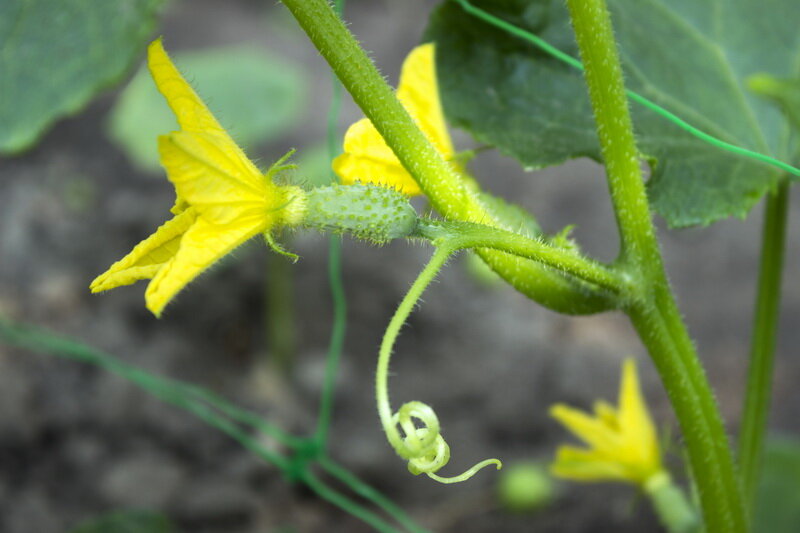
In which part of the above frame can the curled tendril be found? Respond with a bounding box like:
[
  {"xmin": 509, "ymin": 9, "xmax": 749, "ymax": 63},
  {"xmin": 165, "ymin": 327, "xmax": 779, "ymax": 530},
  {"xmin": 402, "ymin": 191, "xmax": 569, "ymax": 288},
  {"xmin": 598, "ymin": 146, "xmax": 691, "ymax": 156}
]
[
  {"xmin": 377, "ymin": 246, "xmax": 502, "ymax": 484},
  {"xmin": 391, "ymin": 401, "xmax": 448, "ymax": 473}
]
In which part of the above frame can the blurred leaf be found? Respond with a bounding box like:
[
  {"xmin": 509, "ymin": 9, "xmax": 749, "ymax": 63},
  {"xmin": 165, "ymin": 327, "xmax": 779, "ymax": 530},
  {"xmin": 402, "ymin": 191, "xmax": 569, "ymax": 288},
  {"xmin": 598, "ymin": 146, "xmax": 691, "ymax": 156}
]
[
  {"xmin": 753, "ymin": 437, "xmax": 800, "ymax": 533},
  {"xmin": 0, "ymin": 0, "xmax": 163, "ymax": 154},
  {"xmin": 70, "ymin": 510, "xmax": 175, "ymax": 533},
  {"xmin": 108, "ymin": 46, "xmax": 308, "ymax": 172},
  {"xmin": 749, "ymin": 74, "xmax": 800, "ymax": 134},
  {"xmin": 293, "ymin": 143, "xmax": 336, "ymax": 188},
  {"xmin": 427, "ymin": 0, "xmax": 800, "ymax": 227}
]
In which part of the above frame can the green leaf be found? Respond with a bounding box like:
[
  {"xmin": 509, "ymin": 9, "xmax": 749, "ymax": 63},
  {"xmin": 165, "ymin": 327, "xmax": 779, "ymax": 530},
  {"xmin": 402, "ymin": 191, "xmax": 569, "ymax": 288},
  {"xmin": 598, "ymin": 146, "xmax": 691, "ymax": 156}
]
[
  {"xmin": 70, "ymin": 510, "xmax": 176, "ymax": 533},
  {"xmin": 753, "ymin": 437, "xmax": 800, "ymax": 533},
  {"xmin": 108, "ymin": 46, "xmax": 308, "ymax": 172},
  {"xmin": 749, "ymin": 74, "xmax": 800, "ymax": 135},
  {"xmin": 0, "ymin": 0, "xmax": 163, "ymax": 155},
  {"xmin": 427, "ymin": 0, "xmax": 800, "ymax": 227}
]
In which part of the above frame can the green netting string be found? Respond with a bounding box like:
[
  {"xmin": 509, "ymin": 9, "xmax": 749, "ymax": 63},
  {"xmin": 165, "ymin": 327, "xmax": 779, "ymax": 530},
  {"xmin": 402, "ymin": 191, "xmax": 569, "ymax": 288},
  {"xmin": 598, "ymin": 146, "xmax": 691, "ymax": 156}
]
[
  {"xmin": 0, "ymin": 319, "xmax": 295, "ymax": 469},
  {"xmin": 0, "ymin": 318, "xmax": 428, "ymax": 533},
  {"xmin": 452, "ymin": 0, "xmax": 800, "ymax": 178},
  {"xmin": 314, "ymin": 0, "xmax": 348, "ymax": 452}
]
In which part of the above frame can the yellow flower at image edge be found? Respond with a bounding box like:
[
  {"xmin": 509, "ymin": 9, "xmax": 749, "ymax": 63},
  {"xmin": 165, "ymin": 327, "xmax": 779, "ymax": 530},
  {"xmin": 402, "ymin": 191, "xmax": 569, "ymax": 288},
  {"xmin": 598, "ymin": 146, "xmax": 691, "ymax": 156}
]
[
  {"xmin": 91, "ymin": 39, "xmax": 304, "ymax": 317},
  {"xmin": 549, "ymin": 359, "xmax": 664, "ymax": 487},
  {"xmin": 332, "ymin": 43, "xmax": 455, "ymax": 196}
]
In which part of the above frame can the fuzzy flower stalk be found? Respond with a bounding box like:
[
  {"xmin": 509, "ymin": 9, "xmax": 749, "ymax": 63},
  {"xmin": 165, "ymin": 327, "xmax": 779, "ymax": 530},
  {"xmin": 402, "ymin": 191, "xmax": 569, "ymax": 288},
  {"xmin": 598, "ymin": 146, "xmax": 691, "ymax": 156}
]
[{"xmin": 91, "ymin": 39, "xmax": 306, "ymax": 316}]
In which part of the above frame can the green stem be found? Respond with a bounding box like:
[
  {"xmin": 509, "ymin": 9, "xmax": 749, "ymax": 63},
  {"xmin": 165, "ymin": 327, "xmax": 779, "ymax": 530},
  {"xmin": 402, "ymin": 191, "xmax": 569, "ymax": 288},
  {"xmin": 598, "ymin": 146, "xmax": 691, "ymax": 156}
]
[
  {"xmin": 565, "ymin": 0, "xmax": 745, "ymax": 531},
  {"xmin": 265, "ymin": 253, "xmax": 296, "ymax": 372},
  {"xmin": 314, "ymin": 0, "xmax": 348, "ymax": 451},
  {"xmin": 414, "ymin": 219, "xmax": 629, "ymax": 298},
  {"xmin": 645, "ymin": 472, "xmax": 700, "ymax": 533},
  {"xmin": 301, "ymin": 471, "xmax": 404, "ymax": 533},
  {"xmin": 319, "ymin": 456, "xmax": 431, "ymax": 533},
  {"xmin": 564, "ymin": 0, "xmax": 654, "ymax": 266},
  {"xmin": 628, "ymin": 296, "xmax": 740, "ymax": 531},
  {"xmin": 315, "ymin": 236, "xmax": 346, "ymax": 449},
  {"xmin": 738, "ymin": 180, "xmax": 789, "ymax": 511}
]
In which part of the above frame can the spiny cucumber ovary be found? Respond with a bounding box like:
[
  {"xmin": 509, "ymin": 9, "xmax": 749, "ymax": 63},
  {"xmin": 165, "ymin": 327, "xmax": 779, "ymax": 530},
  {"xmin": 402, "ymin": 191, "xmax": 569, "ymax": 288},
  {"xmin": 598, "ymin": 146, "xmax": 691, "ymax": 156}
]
[{"xmin": 302, "ymin": 184, "xmax": 418, "ymax": 243}]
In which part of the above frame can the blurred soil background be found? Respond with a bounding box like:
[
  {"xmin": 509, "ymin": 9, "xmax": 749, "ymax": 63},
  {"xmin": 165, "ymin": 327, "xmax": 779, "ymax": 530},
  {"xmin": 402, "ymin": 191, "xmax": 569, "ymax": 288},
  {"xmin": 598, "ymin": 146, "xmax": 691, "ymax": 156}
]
[{"xmin": 1, "ymin": 0, "xmax": 799, "ymax": 532}]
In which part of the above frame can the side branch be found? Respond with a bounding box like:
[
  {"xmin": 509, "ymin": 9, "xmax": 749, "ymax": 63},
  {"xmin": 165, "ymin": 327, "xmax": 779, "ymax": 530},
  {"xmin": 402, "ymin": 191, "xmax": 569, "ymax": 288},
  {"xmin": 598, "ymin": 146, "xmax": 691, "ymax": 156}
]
[{"xmin": 414, "ymin": 219, "xmax": 631, "ymax": 300}]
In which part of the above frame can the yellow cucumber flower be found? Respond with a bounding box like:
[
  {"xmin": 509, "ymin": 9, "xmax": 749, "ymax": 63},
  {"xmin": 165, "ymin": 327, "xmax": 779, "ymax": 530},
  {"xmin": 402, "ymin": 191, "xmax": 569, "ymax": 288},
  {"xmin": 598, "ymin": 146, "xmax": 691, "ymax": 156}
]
[
  {"xmin": 91, "ymin": 38, "xmax": 304, "ymax": 317},
  {"xmin": 549, "ymin": 359, "xmax": 664, "ymax": 486},
  {"xmin": 332, "ymin": 43, "xmax": 455, "ymax": 196}
]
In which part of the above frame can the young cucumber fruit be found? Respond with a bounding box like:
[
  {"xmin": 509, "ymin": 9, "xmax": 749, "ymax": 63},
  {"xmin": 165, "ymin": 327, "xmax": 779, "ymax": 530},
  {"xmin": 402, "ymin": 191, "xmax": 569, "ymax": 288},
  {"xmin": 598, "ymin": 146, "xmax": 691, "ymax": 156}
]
[{"xmin": 302, "ymin": 184, "xmax": 418, "ymax": 243}]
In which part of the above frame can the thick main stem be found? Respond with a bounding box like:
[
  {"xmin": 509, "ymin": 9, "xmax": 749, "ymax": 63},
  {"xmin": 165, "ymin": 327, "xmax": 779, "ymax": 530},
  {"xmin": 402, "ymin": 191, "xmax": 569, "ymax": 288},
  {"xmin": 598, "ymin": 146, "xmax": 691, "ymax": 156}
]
[
  {"xmin": 566, "ymin": 0, "xmax": 745, "ymax": 531},
  {"xmin": 739, "ymin": 181, "xmax": 789, "ymax": 511},
  {"xmin": 628, "ymin": 290, "xmax": 744, "ymax": 533}
]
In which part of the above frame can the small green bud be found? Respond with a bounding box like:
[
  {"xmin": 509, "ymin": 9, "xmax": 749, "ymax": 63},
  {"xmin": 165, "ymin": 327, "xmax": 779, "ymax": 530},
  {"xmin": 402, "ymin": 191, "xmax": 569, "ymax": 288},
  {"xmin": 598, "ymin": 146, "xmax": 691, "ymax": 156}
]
[
  {"xmin": 497, "ymin": 462, "xmax": 555, "ymax": 513},
  {"xmin": 302, "ymin": 184, "xmax": 418, "ymax": 243}
]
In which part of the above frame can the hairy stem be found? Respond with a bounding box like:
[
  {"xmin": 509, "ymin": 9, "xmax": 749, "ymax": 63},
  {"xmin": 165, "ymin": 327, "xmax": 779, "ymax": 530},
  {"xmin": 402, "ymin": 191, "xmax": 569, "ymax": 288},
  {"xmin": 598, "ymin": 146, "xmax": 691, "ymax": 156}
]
[
  {"xmin": 414, "ymin": 219, "xmax": 629, "ymax": 298},
  {"xmin": 565, "ymin": 0, "xmax": 745, "ymax": 530},
  {"xmin": 739, "ymin": 181, "xmax": 789, "ymax": 512}
]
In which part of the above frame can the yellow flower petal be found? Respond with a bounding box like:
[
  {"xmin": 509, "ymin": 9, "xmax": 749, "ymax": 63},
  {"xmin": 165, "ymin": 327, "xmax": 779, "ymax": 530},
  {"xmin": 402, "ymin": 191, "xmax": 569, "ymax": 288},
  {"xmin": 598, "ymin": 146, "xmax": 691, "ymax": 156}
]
[
  {"xmin": 550, "ymin": 403, "xmax": 622, "ymax": 452},
  {"xmin": 144, "ymin": 215, "xmax": 266, "ymax": 317},
  {"xmin": 593, "ymin": 400, "xmax": 618, "ymax": 428},
  {"xmin": 397, "ymin": 43, "xmax": 455, "ymax": 160},
  {"xmin": 90, "ymin": 208, "xmax": 198, "ymax": 293},
  {"xmin": 148, "ymin": 39, "xmax": 266, "ymax": 191},
  {"xmin": 158, "ymin": 131, "xmax": 271, "ymax": 224},
  {"xmin": 333, "ymin": 118, "xmax": 420, "ymax": 194},
  {"xmin": 91, "ymin": 39, "xmax": 303, "ymax": 317},
  {"xmin": 618, "ymin": 359, "xmax": 662, "ymax": 474},
  {"xmin": 332, "ymin": 43, "xmax": 453, "ymax": 196},
  {"xmin": 619, "ymin": 360, "xmax": 654, "ymax": 437},
  {"xmin": 551, "ymin": 445, "xmax": 630, "ymax": 482},
  {"xmin": 549, "ymin": 359, "xmax": 663, "ymax": 486},
  {"xmin": 148, "ymin": 39, "xmax": 224, "ymax": 135}
]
